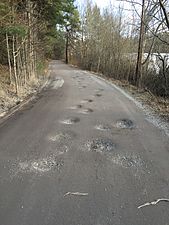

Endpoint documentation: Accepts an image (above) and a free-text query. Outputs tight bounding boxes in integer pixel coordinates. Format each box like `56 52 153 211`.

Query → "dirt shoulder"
0 64 50 119
110 78 169 122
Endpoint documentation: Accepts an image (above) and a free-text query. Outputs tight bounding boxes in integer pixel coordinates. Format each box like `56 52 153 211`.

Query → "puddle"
115 119 135 129
95 124 111 131
78 108 93 114
60 117 80 124
86 139 116 153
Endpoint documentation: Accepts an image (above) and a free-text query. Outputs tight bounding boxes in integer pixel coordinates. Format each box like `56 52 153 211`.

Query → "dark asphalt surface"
0 61 169 225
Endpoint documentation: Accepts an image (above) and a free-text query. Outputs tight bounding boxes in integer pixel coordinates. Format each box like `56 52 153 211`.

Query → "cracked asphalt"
0 61 169 225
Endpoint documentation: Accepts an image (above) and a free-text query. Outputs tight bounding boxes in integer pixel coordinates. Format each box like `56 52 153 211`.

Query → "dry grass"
0 63 49 116
110 78 169 121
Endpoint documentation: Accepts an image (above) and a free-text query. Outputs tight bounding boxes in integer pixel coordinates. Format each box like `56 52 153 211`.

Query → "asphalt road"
0 61 169 225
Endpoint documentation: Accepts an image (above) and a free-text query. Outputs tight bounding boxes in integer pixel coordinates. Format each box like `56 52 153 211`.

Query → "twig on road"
138 198 169 209
64 192 88 197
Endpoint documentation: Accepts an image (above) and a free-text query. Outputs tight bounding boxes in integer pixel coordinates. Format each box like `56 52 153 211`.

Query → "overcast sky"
75 0 140 24
75 0 140 35
86 0 113 8
75 0 133 14
76 0 128 9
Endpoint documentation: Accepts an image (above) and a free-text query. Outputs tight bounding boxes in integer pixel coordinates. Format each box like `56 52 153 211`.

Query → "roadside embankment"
0 63 50 119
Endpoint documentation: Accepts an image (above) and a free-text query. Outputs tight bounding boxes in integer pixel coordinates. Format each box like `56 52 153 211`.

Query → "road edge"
82 70 169 137
0 74 51 125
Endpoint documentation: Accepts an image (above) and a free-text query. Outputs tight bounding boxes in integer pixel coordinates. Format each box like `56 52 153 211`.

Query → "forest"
0 0 79 98
70 0 169 98
0 0 169 101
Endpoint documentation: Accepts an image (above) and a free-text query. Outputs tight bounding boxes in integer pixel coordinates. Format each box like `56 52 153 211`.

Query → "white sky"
75 0 141 26
88 0 113 8
75 0 140 36
75 0 134 16
76 0 130 9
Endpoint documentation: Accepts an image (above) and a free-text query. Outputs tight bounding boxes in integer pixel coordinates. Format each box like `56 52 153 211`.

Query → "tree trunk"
12 36 19 94
65 33 69 64
135 0 145 88
22 39 27 85
6 33 12 85
97 56 101 73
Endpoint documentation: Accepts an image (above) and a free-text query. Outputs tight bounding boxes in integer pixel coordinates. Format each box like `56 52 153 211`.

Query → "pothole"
95 93 102 97
18 155 64 174
72 76 79 79
81 99 93 104
48 132 71 142
111 154 145 169
78 108 93 114
96 88 104 92
115 119 135 129
95 124 111 131
60 117 80 125
79 86 86 89
78 77 84 81
55 145 69 155
121 156 141 168
86 139 116 153
69 104 83 110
